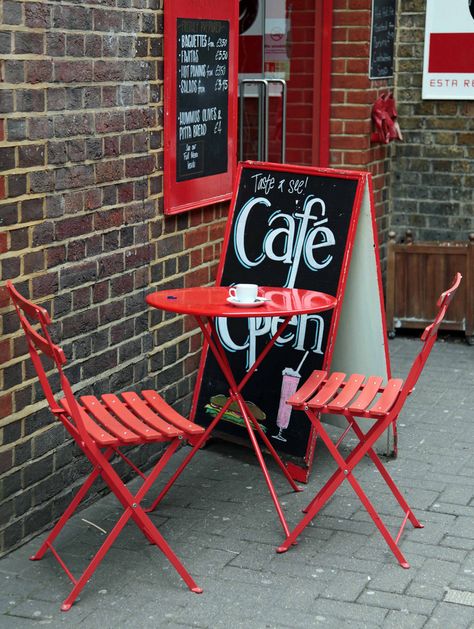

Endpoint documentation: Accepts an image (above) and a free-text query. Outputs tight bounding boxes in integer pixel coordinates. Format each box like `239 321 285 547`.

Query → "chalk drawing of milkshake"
272 351 309 442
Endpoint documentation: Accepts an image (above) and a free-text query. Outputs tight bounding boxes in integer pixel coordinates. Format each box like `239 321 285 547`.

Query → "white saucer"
227 296 266 307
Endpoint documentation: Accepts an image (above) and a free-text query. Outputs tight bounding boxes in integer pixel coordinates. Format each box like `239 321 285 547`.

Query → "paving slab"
0 336 473 627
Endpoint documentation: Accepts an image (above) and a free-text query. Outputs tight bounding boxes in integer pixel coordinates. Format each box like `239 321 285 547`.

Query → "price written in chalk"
215 79 228 91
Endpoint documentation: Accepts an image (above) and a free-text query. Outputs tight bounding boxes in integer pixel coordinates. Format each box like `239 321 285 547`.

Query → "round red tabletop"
146 286 337 318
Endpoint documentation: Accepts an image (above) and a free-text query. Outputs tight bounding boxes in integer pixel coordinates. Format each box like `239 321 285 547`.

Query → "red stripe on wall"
429 33 474 73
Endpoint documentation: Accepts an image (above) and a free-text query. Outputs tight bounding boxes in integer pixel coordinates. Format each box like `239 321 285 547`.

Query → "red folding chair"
7 282 205 610
277 273 462 568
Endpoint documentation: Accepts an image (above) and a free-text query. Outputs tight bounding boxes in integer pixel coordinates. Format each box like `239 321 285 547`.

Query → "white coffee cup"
229 283 258 303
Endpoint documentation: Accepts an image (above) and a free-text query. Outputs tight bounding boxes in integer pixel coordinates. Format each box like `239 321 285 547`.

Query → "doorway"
238 0 332 166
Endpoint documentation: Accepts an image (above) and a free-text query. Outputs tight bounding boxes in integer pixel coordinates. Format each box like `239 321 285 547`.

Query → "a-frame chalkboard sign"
191 161 392 481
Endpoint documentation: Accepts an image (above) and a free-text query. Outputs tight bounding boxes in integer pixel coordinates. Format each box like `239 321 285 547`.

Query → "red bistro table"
146 286 337 537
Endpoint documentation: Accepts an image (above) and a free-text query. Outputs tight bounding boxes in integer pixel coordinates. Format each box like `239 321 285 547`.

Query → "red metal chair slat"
287 370 327 406
308 372 346 407
326 374 366 412
277 273 462 571
120 392 183 438
101 393 165 441
369 378 404 416
60 398 118 446
80 396 141 443
141 390 205 435
347 376 384 413
6 281 203 612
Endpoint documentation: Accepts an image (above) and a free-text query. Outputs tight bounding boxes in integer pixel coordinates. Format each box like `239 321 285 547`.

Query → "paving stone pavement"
1 336 473 628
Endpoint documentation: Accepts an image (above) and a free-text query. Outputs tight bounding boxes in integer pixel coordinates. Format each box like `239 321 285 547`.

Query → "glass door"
238 0 329 165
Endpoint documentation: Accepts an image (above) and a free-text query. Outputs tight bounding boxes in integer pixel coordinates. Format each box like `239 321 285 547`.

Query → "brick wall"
0 0 227 555
391 3 474 242
331 0 393 248
5 0 470 557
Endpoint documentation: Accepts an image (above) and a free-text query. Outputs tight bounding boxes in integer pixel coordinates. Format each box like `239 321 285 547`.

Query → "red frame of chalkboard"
191 160 391 482
164 1 238 215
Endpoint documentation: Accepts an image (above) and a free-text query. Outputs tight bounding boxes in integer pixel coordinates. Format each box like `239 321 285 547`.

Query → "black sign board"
191 162 366 474
176 18 229 181
369 0 396 79
164 2 237 215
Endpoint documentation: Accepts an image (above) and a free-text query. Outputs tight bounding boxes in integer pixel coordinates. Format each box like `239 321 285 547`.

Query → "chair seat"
287 369 404 418
60 390 204 447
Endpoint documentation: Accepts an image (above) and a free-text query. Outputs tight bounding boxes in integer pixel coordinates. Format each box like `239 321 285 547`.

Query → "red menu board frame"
164 1 238 215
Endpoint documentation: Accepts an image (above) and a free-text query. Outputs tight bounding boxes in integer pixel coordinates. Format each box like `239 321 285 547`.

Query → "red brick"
185 267 209 288
92 280 109 303
337 11 370 26
56 215 93 241
95 159 124 183
84 188 101 211
25 60 53 83
54 61 93 83
331 104 368 120
0 393 12 419
47 246 67 269
185 229 209 249
333 74 371 90
95 112 124 134
190 249 202 267
94 208 124 230
332 134 369 150
0 337 11 364
0 232 7 254
125 155 154 178
333 41 369 58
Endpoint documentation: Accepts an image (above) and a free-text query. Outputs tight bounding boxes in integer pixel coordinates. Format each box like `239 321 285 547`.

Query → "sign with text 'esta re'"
164 2 238 214
192 162 391 481
423 0 474 99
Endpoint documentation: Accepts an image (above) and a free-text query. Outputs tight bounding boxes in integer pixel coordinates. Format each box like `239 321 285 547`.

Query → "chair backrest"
6 281 93 448
399 272 462 405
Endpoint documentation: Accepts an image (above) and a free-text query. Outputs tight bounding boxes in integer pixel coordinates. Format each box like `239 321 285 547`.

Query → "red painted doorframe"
313 0 333 168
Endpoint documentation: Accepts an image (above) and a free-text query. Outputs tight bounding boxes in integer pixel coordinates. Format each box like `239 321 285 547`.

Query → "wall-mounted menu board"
164 2 238 215
191 161 392 481
369 0 396 79
176 19 229 181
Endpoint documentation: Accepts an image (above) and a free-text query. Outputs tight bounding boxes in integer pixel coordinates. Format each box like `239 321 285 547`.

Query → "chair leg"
60 504 134 610
31 452 111 561
98 449 202 592
36 440 201 611
277 412 414 567
61 498 202 611
346 417 423 529
277 463 347 553
147 401 231 513
344 470 410 568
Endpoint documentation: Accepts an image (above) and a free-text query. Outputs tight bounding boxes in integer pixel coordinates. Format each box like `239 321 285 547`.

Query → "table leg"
199 317 303 534
232 393 291 537
203 316 300 492
150 312 301 537
238 398 301 493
